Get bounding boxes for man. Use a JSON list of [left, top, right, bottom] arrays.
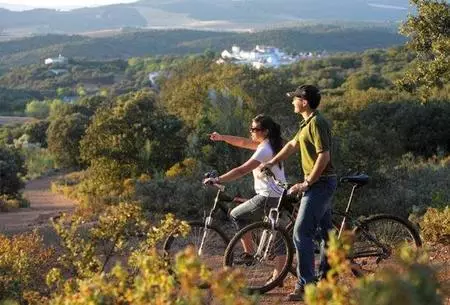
[[264, 84, 337, 301]]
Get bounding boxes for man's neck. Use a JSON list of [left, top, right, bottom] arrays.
[[300, 109, 315, 121]]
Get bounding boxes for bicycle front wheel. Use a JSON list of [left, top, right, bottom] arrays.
[[163, 221, 229, 272], [350, 214, 422, 276], [223, 222, 293, 294]]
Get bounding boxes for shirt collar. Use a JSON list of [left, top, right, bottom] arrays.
[[299, 110, 318, 128]]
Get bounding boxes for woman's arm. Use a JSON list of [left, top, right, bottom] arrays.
[[209, 132, 259, 150], [218, 159, 260, 183]]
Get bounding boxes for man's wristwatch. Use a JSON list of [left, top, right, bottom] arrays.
[[304, 178, 311, 187]]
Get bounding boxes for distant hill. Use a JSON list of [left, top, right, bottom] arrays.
[[0, 0, 411, 36], [0, 26, 406, 69], [0, 2, 34, 11], [0, 6, 146, 34], [135, 0, 410, 23]]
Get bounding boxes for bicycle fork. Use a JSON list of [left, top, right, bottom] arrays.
[[198, 190, 222, 256], [198, 216, 213, 256], [255, 208, 279, 260], [256, 229, 275, 260]]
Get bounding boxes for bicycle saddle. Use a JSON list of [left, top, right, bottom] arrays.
[[339, 174, 369, 185]]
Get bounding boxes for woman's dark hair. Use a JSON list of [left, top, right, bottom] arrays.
[[253, 114, 284, 169]]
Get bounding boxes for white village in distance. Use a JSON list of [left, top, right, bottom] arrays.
[[217, 45, 328, 69], [149, 45, 328, 84]]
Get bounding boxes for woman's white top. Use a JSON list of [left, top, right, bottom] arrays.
[[250, 140, 286, 197]]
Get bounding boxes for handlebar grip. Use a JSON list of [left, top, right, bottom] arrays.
[[261, 167, 275, 178]]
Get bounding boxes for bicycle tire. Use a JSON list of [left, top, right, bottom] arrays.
[[163, 221, 230, 273], [223, 221, 293, 294], [350, 214, 422, 276]]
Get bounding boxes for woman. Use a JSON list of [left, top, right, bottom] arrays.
[[203, 114, 286, 280]]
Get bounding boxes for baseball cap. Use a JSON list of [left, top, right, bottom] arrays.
[[286, 84, 320, 99]]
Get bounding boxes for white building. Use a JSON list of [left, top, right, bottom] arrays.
[[44, 54, 68, 65], [217, 45, 327, 69]]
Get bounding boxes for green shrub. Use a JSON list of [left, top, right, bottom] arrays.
[[357, 246, 443, 305], [47, 205, 255, 305], [48, 246, 256, 305], [335, 154, 450, 218], [304, 232, 444, 305], [23, 120, 49, 148], [0, 195, 29, 211], [420, 207, 450, 243], [47, 113, 89, 168], [0, 231, 55, 303], [21, 146, 56, 179], [134, 176, 213, 219], [0, 146, 26, 197], [165, 158, 200, 179]]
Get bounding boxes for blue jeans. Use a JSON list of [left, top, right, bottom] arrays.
[[293, 176, 337, 288], [230, 195, 279, 230]]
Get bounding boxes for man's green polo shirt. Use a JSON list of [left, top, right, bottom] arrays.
[[293, 110, 335, 177]]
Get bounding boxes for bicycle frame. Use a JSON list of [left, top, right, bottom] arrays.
[[254, 171, 369, 265]]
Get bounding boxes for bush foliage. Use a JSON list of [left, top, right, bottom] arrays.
[[304, 232, 444, 305], [0, 146, 26, 197], [0, 204, 256, 305]]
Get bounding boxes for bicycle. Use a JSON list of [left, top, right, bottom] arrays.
[[163, 171, 248, 273], [223, 169, 422, 294]]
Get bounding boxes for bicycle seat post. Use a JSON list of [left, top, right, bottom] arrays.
[[338, 184, 358, 238]]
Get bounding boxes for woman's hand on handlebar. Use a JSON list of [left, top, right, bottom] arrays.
[[208, 132, 222, 142], [203, 177, 219, 185]]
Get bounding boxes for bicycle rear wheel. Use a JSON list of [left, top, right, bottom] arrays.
[[350, 214, 422, 276], [223, 222, 293, 294], [163, 221, 229, 272]]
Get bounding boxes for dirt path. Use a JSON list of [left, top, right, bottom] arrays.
[[0, 175, 76, 235], [0, 116, 35, 126]]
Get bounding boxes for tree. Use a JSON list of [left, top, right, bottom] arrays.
[[398, 0, 450, 97], [0, 146, 26, 196], [47, 113, 89, 168], [25, 100, 50, 119], [23, 120, 50, 147], [80, 90, 185, 185]]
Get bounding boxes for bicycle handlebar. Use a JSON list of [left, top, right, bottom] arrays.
[[261, 167, 289, 190]]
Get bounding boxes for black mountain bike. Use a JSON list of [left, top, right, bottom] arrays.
[[223, 169, 422, 294], [163, 171, 247, 272]]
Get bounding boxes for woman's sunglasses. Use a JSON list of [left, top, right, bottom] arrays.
[[250, 127, 263, 133]]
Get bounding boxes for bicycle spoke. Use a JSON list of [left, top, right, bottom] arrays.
[[351, 216, 419, 275], [225, 224, 292, 293], [165, 223, 228, 272]]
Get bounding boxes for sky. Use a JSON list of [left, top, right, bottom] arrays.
[[0, 0, 137, 9]]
